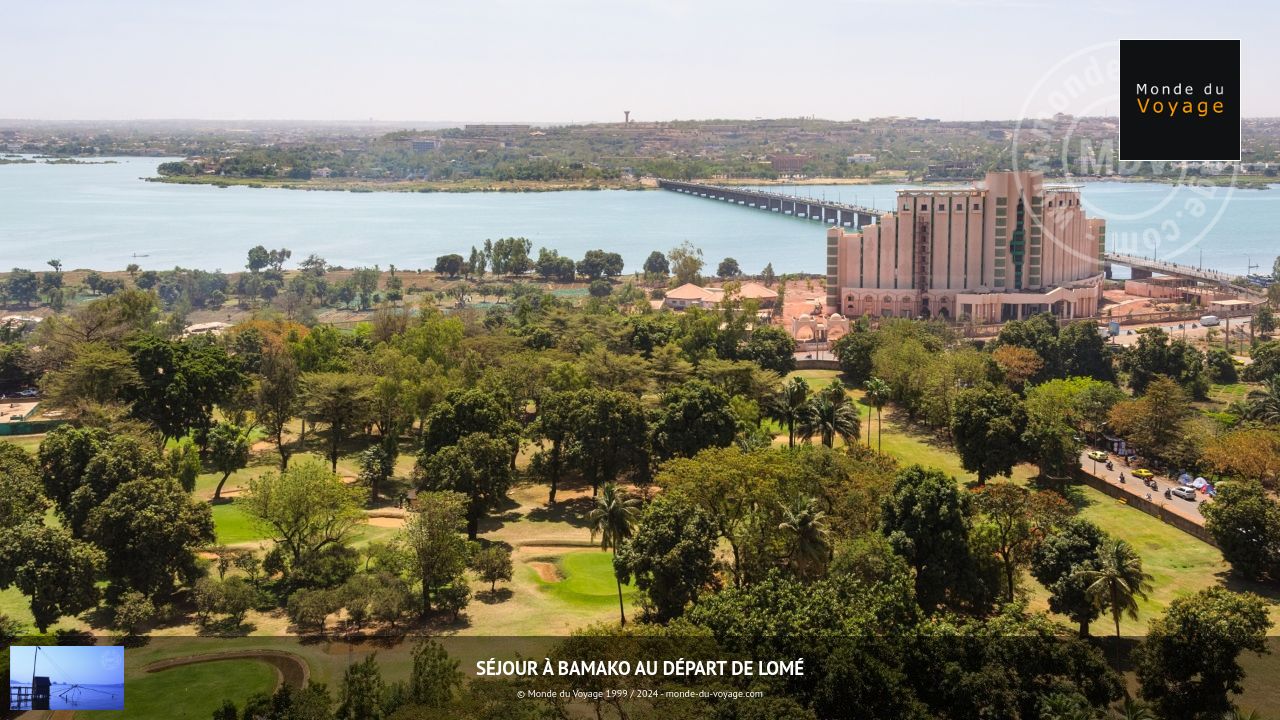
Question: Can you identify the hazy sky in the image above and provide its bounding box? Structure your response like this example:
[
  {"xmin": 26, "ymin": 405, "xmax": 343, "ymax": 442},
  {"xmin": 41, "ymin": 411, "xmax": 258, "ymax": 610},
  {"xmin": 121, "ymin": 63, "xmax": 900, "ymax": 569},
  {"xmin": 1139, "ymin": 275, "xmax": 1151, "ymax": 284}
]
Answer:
[
  {"xmin": 9, "ymin": 646, "xmax": 124, "ymax": 686},
  {"xmin": 3, "ymin": 0, "xmax": 1274, "ymax": 122}
]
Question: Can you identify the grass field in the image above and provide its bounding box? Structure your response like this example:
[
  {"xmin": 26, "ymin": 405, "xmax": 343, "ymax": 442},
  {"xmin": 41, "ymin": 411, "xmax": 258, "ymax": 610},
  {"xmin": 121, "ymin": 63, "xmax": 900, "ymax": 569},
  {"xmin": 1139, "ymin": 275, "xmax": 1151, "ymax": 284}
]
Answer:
[
  {"xmin": 85, "ymin": 659, "xmax": 278, "ymax": 720},
  {"xmin": 211, "ymin": 501, "xmax": 272, "ymax": 546},
  {"xmin": 528, "ymin": 550, "xmax": 637, "ymax": 608}
]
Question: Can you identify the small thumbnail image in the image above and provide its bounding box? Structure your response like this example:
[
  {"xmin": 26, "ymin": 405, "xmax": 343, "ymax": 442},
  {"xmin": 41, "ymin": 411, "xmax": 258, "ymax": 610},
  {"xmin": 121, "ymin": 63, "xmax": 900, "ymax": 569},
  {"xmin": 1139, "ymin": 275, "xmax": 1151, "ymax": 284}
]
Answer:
[{"xmin": 9, "ymin": 645, "xmax": 125, "ymax": 711}]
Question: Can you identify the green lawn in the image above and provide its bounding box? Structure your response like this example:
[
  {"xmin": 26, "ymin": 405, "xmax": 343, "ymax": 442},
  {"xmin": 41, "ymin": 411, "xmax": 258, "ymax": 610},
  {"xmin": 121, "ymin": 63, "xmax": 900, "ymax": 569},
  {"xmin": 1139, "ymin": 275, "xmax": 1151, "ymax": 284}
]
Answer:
[
  {"xmin": 211, "ymin": 501, "xmax": 272, "ymax": 546},
  {"xmin": 528, "ymin": 551, "xmax": 636, "ymax": 608},
  {"xmin": 1, "ymin": 433, "xmax": 45, "ymax": 453},
  {"xmin": 86, "ymin": 659, "xmax": 278, "ymax": 720}
]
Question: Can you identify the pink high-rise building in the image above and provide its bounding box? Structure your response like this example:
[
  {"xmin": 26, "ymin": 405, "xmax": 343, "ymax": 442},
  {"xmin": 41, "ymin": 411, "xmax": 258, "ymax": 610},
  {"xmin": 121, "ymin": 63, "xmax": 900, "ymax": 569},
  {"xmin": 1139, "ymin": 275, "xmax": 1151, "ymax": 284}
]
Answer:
[{"xmin": 826, "ymin": 171, "xmax": 1105, "ymax": 323}]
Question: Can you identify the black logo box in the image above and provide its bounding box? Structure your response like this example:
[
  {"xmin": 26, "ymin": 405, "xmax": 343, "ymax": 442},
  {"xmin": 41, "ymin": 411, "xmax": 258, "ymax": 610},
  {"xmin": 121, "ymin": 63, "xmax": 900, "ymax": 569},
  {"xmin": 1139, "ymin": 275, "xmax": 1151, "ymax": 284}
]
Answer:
[{"xmin": 1119, "ymin": 39, "xmax": 1240, "ymax": 162}]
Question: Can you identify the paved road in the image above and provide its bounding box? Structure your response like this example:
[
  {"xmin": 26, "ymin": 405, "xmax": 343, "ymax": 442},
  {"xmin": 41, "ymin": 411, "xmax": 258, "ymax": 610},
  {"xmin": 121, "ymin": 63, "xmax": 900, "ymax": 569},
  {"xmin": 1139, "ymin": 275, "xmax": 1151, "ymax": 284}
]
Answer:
[{"xmin": 1078, "ymin": 450, "xmax": 1209, "ymax": 527}]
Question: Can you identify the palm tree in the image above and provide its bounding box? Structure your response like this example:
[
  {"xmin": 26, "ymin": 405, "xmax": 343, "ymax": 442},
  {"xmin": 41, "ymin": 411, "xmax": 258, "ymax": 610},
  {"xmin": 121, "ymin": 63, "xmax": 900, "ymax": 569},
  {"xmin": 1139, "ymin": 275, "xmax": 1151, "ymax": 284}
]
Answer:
[
  {"xmin": 799, "ymin": 394, "xmax": 860, "ymax": 448},
  {"xmin": 767, "ymin": 376, "xmax": 812, "ymax": 448},
  {"xmin": 777, "ymin": 495, "xmax": 831, "ymax": 581},
  {"xmin": 1244, "ymin": 375, "xmax": 1280, "ymax": 424},
  {"xmin": 1115, "ymin": 696, "xmax": 1155, "ymax": 720},
  {"xmin": 864, "ymin": 377, "xmax": 891, "ymax": 453},
  {"xmin": 587, "ymin": 483, "xmax": 640, "ymax": 626},
  {"xmin": 1082, "ymin": 538, "xmax": 1153, "ymax": 667}
]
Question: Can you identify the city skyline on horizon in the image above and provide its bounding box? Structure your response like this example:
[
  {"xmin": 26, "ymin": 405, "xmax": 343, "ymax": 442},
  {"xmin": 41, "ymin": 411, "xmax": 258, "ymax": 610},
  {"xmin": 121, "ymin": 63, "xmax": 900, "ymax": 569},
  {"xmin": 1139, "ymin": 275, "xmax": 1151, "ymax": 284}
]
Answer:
[{"xmin": 3, "ymin": 0, "xmax": 1277, "ymax": 122}]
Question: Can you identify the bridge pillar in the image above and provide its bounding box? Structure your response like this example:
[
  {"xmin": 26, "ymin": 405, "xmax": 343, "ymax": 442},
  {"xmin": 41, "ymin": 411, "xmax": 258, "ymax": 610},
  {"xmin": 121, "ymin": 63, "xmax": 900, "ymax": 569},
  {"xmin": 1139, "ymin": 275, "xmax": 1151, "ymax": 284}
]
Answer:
[{"xmin": 1130, "ymin": 268, "xmax": 1153, "ymax": 280}]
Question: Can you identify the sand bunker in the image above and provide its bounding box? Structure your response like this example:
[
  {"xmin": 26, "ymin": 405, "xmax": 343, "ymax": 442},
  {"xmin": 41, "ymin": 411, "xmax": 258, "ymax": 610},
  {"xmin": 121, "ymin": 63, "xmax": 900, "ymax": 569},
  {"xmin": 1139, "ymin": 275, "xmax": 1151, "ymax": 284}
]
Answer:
[{"xmin": 527, "ymin": 561, "xmax": 562, "ymax": 583}]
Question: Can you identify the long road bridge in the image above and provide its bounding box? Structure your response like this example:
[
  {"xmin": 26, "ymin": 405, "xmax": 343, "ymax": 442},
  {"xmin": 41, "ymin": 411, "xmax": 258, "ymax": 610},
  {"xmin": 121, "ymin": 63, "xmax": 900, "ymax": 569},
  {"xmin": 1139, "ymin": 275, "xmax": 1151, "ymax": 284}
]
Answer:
[
  {"xmin": 1104, "ymin": 252, "xmax": 1245, "ymax": 286},
  {"xmin": 657, "ymin": 179, "xmax": 882, "ymax": 229}
]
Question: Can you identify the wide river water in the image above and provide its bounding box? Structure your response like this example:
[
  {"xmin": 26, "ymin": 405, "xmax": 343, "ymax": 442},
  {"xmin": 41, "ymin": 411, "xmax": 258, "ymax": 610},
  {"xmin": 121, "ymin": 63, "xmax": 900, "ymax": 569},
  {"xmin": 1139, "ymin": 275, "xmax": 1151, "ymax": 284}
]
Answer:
[{"xmin": 1, "ymin": 157, "xmax": 1276, "ymax": 276}]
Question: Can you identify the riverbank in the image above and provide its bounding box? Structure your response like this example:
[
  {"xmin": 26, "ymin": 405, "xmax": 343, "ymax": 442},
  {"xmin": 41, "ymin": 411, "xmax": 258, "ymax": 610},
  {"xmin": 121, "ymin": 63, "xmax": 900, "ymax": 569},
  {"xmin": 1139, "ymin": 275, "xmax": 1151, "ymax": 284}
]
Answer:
[{"xmin": 146, "ymin": 175, "xmax": 651, "ymax": 193}]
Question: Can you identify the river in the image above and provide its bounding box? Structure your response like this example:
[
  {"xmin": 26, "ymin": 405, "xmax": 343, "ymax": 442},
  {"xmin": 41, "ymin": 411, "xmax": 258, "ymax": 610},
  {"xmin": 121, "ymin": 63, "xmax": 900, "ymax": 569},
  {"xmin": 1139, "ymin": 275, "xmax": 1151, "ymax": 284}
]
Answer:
[{"xmin": 1, "ymin": 157, "xmax": 1275, "ymax": 277}]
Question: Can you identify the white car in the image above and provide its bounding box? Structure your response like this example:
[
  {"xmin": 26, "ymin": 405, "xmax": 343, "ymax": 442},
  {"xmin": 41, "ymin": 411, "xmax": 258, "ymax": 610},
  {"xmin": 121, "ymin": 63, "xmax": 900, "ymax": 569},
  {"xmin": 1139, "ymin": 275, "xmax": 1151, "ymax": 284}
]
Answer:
[{"xmin": 1171, "ymin": 486, "xmax": 1197, "ymax": 501}]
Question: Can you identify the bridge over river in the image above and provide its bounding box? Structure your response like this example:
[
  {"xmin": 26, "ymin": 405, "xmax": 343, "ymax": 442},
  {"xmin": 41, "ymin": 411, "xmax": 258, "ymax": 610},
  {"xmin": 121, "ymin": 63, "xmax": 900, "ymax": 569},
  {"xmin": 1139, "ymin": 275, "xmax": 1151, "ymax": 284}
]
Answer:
[
  {"xmin": 657, "ymin": 179, "xmax": 881, "ymax": 229},
  {"xmin": 1104, "ymin": 252, "xmax": 1246, "ymax": 286}
]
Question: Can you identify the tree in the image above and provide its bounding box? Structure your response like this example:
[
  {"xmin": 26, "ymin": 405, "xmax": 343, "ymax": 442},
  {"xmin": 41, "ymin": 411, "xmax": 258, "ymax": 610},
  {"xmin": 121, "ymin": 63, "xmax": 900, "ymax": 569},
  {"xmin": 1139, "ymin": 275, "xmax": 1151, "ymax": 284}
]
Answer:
[
  {"xmin": 234, "ymin": 682, "xmax": 332, "ymax": 720},
  {"xmin": 642, "ymin": 250, "xmax": 669, "ymax": 279},
  {"xmin": 614, "ymin": 495, "xmax": 717, "ymax": 621},
  {"xmin": 470, "ymin": 545, "xmax": 514, "ymax": 592},
  {"xmin": 358, "ymin": 443, "xmax": 395, "ymax": 507},
  {"xmin": 40, "ymin": 342, "xmax": 140, "ymax": 408},
  {"xmin": 530, "ymin": 390, "xmax": 579, "ymax": 504},
  {"xmin": 880, "ymin": 465, "xmax": 979, "ymax": 613},
  {"xmin": 994, "ymin": 312, "xmax": 1061, "ymax": 382},
  {"xmin": 420, "ymin": 388, "xmax": 517, "ymax": 458},
  {"xmin": 1081, "ymin": 538, "xmax": 1152, "ymax": 662},
  {"xmin": 86, "ymin": 477, "xmax": 214, "ymax": 599},
  {"xmin": 588, "ymin": 279, "xmax": 612, "ymax": 298},
  {"xmin": 0, "ymin": 523, "xmax": 104, "ymax": 632},
  {"xmin": 667, "ymin": 241, "xmax": 705, "ymax": 286},
  {"xmin": 256, "ymin": 341, "xmax": 300, "ymax": 469},
  {"xmin": 1202, "ymin": 428, "xmax": 1280, "ymax": 490},
  {"xmin": 247, "ymin": 245, "xmax": 271, "ymax": 273},
  {"xmin": 742, "ymin": 324, "xmax": 796, "ymax": 373},
  {"xmin": 1107, "ymin": 375, "xmax": 1194, "ymax": 467},
  {"xmin": 243, "ymin": 459, "xmax": 367, "ymax": 574},
  {"xmin": 434, "ymin": 254, "xmax": 465, "ymax": 278},
  {"xmin": 287, "ymin": 587, "xmax": 339, "ymax": 632},
  {"xmin": 1243, "ymin": 340, "xmax": 1280, "ymax": 381},
  {"xmin": 799, "ymin": 392, "xmax": 860, "ymax": 448},
  {"xmin": 766, "ymin": 376, "xmax": 812, "ymax": 448},
  {"xmin": 206, "ymin": 422, "xmax": 251, "ymax": 500},
  {"xmin": 652, "ymin": 380, "xmax": 737, "ymax": 459},
  {"xmin": 577, "ymin": 249, "xmax": 624, "ymax": 280},
  {"xmin": 435, "ymin": 582, "xmax": 470, "ymax": 621},
  {"xmin": 0, "ymin": 442, "xmax": 47, "ymax": 528},
  {"xmin": 864, "ymin": 377, "xmax": 891, "ymax": 452},
  {"xmin": 218, "ymin": 576, "xmax": 256, "ymax": 624},
  {"xmin": 300, "ymin": 372, "xmax": 373, "ymax": 471},
  {"xmin": 403, "ymin": 491, "xmax": 470, "ymax": 614},
  {"xmin": 124, "ymin": 335, "xmax": 247, "ymax": 446},
  {"xmin": 992, "ymin": 345, "xmax": 1044, "ymax": 391},
  {"xmin": 337, "ymin": 653, "xmax": 386, "ymax": 720},
  {"xmin": 1120, "ymin": 327, "xmax": 1208, "ymax": 398},
  {"xmin": 1136, "ymin": 588, "xmax": 1272, "ymax": 720},
  {"xmin": 974, "ymin": 483, "xmax": 1068, "ymax": 602},
  {"xmin": 717, "ymin": 257, "xmax": 741, "ymax": 278},
  {"xmin": 777, "ymin": 495, "xmax": 831, "ymax": 581},
  {"xmin": 410, "ymin": 639, "xmax": 464, "ymax": 708},
  {"xmin": 37, "ymin": 427, "xmax": 168, "ymax": 537},
  {"xmin": 833, "ymin": 328, "xmax": 879, "ymax": 384},
  {"xmin": 1059, "ymin": 319, "xmax": 1115, "ymax": 381},
  {"xmin": 1253, "ymin": 304, "xmax": 1276, "ymax": 335},
  {"xmin": 588, "ymin": 483, "xmax": 640, "ymax": 625},
  {"xmin": 1201, "ymin": 480, "xmax": 1280, "ymax": 582},
  {"xmin": 1243, "ymin": 375, "xmax": 1280, "ymax": 425},
  {"xmin": 1031, "ymin": 518, "xmax": 1107, "ymax": 637},
  {"xmin": 418, "ymin": 432, "xmax": 513, "ymax": 540},
  {"xmin": 950, "ymin": 384, "xmax": 1026, "ymax": 484},
  {"xmin": 761, "ymin": 262, "xmax": 777, "ymax": 287},
  {"xmin": 112, "ymin": 590, "xmax": 155, "ymax": 638},
  {"xmin": 1021, "ymin": 378, "xmax": 1106, "ymax": 481},
  {"xmin": 6, "ymin": 268, "xmax": 39, "ymax": 307}
]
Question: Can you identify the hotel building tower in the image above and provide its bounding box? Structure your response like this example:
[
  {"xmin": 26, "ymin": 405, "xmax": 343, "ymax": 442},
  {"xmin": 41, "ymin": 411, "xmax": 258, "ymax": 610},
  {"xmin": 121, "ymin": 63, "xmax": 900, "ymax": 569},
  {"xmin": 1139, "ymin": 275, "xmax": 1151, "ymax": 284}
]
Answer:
[{"xmin": 826, "ymin": 171, "xmax": 1105, "ymax": 323}]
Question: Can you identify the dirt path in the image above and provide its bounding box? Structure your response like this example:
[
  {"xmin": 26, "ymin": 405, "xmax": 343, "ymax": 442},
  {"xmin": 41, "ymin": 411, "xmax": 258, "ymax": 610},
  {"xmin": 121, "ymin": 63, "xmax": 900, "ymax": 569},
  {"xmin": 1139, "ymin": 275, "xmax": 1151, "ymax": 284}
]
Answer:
[{"xmin": 143, "ymin": 650, "xmax": 309, "ymax": 691}]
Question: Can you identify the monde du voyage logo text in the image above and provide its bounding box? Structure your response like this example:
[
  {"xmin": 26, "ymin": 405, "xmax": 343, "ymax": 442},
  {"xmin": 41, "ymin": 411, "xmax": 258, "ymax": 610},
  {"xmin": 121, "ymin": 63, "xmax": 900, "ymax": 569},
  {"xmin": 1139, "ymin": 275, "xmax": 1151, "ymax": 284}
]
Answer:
[{"xmin": 1119, "ymin": 39, "xmax": 1240, "ymax": 161}]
